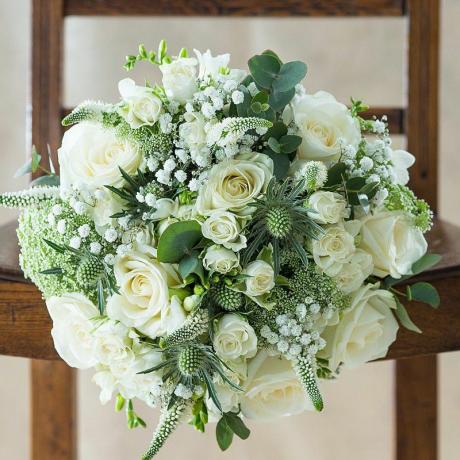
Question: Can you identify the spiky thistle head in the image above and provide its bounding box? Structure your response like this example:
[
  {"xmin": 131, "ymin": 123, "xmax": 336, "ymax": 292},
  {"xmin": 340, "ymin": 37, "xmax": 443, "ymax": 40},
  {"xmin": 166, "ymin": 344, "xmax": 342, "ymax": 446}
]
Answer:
[
  {"xmin": 76, "ymin": 256, "xmax": 105, "ymax": 287},
  {"xmin": 210, "ymin": 284, "xmax": 243, "ymax": 311},
  {"xmin": 177, "ymin": 345, "xmax": 206, "ymax": 377},
  {"xmin": 243, "ymin": 178, "xmax": 325, "ymax": 273}
]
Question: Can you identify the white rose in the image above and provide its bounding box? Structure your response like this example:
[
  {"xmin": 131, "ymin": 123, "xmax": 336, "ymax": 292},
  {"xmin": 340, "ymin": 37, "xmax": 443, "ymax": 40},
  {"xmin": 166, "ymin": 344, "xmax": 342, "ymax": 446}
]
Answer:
[
  {"xmin": 91, "ymin": 189, "xmax": 124, "ymax": 231},
  {"xmin": 388, "ymin": 148, "xmax": 415, "ymax": 185},
  {"xmin": 334, "ymin": 249, "xmax": 374, "ymax": 294},
  {"xmin": 241, "ymin": 350, "xmax": 313, "ymax": 421},
  {"xmin": 213, "ymin": 314, "xmax": 258, "ymax": 361},
  {"xmin": 292, "ymin": 91, "xmax": 361, "ymax": 162},
  {"xmin": 46, "ymin": 293, "xmax": 99, "ymax": 369},
  {"xmin": 159, "ymin": 57, "xmax": 198, "ymax": 104},
  {"xmin": 118, "ymin": 78, "xmax": 162, "ymax": 128},
  {"xmin": 203, "ymin": 245, "xmax": 239, "ymax": 274},
  {"xmin": 359, "ymin": 210, "xmax": 427, "ymax": 278},
  {"xmin": 107, "ymin": 249, "xmax": 183, "ymax": 338},
  {"xmin": 308, "ymin": 191, "xmax": 348, "ymax": 224},
  {"xmin": 243, "ymin": 260, "xmax": 275, "ymax": 297},
  {"xmin": 202, "ymin": 211, "xmax": 247, "ymax": 251},
  {"xmin": 196, "ymin": 152, "xmax": 273, "ymax": 216},
  {"xmin": 179, "ymin": 112, "xmax": 207, "ymax": 154},
  {"xmin": 321, "ymin": 284, "xmax": 399, "ymax": 370},
  {"xmin": 312, "ymin": 224, "xmax": 356, "ymax": 276},
  {"xmin": 194, "ymin": 49, "xmax": 230, "ymax": 79},
  {"xmin": 58, "ymin": 122, "xmax": 142, "ymax": 192}
]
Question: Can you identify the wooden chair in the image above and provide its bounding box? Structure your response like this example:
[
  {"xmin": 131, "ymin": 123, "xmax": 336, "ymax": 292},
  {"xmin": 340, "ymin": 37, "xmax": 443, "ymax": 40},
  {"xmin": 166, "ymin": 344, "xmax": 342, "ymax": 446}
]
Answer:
[{"xmin": 0, "ymin": 1, "xmax": 457, "ymax": 459}]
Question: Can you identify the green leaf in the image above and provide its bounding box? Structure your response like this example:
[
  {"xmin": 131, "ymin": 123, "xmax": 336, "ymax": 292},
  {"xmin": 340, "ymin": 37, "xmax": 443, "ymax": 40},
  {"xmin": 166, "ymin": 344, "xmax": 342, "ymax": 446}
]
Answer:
[
  {"xmin": 263, "ymin": 150, "xmax": 290, "ymax": 180},
  {"xmin": 216, "ymin": 418, "xmax": 234, "ymax": 451},
  {"xmin": 39, "ymin": 267, "xmax": 63, "ymax": 275},
  {"xmin": 358, "ymin": 193, "xmax": 370, "ymax": 213},
  {"xmin": 279, "ymin": 134, "xmax": 302, "ymax": 153},
  {"xmin": 250, "ymin": 101, "xmax": 262, "ymax": 113},
  {"xmin": 30, "ymin": 174, "xmax": 60, "ymax": 187},
  {"xmin": 264, "ymin": 121, "xmax": 288, "ymax": 140},
  {"xmin": 43, "ymin": 239, "xmax": 66, "ymax": 254},
  {"xmin": 261, "ymin": 49, "xmax": 282, "ymax": 64},
  {"xmin": 359, "ymin": 181, "xmax": 379, "ymax": 199},
  {"xmin": 248, "ymin": 54, "xmax": 281, "ymax": 89},
  {"xmin": 224, "ymin": 413, "xmax": 250, "ymax": 440},
  {"xmin": 407, "ymin": 282, "xmax": 440, "ymax": 308},
  {"xmin": 267, "ymin": 137, "xmax": 281, "ymax": 154},
  {"xmin": 97, "ymin": 279, "xmax": 105, "ymax": 315},
  {"xmin": 157, "ymin": 220, "xmax": 202, "ymax": 263},
  {"xmin": 272, "ymin": 61, "xmax": 307, "ymax": 93},
  {"xmin": 178, "ymin": 250, "xmax": 205, "ymax": 284},
  {"xmin": 324, "ymin": 162, "xmax": 347, "ymax": 188},
  {"xmin": 346, "ymin": 176, "xmax": 367, "ymax": 192},
  {"xmin": 411, "ymin": 253, "xmax": 442, "ymax": 275},
  {"xmin": 269, "ymin": 87, "xmax": 295, "ymax": 112},
  {"xmin": 14, "ymin": 159, "xmax": 33, "ymax": 178},
  {"xmin": 394, "ymin": 297, "xmax": 422, "ymax": 333}
]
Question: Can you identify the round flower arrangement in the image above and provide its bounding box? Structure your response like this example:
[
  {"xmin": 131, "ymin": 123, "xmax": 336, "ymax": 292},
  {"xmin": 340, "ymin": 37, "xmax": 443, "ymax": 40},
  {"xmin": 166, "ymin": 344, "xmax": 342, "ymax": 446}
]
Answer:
[{"xmin": 1, "ymin": 42, "xmax": 440, "ymax": 459}]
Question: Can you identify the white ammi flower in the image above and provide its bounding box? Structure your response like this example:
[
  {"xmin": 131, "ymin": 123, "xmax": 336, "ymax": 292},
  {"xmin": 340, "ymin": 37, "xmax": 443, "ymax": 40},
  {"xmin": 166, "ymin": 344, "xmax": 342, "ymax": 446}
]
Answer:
[
  {"xmin": 240, "ymin": 350, "xmax": 313, "ymax": 421},
  {"xmin": 359, "ymin": 210, "xmax": 427, "ymax": 279},
  {"xmin": 202, "ymin": 211, "xmax": 247, "ymax": 251},
  {"xmin": 118, "ymin": 78, "xmax": 162, "ymax": 128},
  {"xmin": 292, "ymin": 90, "xmax": 361, "ymax": 162},
  {"xmin": 159, "ymin": 57, "xmax": 198, "ymax": 104},
  {"xmin": 46, "ymin": 293, "xmax": 99, "ymax": 369},
  {"xmin": 58, "ymin": 122, "xmax": 142, "ymax": 193},
  {"xmin": 196, "ymin": 152, "xmax": 273, "ymax": 216},
  {"xmin": 321, "ymin": 284, "xmax": 399, "ymax": 371},
  {"xmin": 213, "ymin": 313, "xmax": 258, "ymax": 361}
]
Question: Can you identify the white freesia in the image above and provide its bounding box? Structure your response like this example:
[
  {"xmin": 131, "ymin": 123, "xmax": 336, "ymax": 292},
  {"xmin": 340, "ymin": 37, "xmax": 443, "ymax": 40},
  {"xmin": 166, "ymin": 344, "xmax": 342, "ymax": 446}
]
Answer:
[
  {"xmin": 196, "ymin": 152, "xmax": 273, "ymax": 216},
  {"xmin": 312, "ymin": 224, "xmax": 356, "ymax": 276},
  {"xmin": 243, "ymin": 260, "xmax": 275, "ymax": 297},
  {"xmin": 159, "ymin": 57, "xmax": 198, "ymax": 104},
  {"xmin": 308, "ymin": 191, "xmax": 348, "ymax": 224},
  {"xmin": 388, "ymin": 148, "xmax": 415, "ymax": 185},
  {"xmin": 359, "ymin": 210, "xmax": 427, "ymax": 278},
  {"xmin": 203, "ymin": 245, "xmax": 239, "ymax": 274},
  {"xmin": 202, "ymin": 211, "xmax": 247, "ymax": 251},
  {"xmin": 321, "ymin": 284, "xmax": 399, "ymax": 370},
  {"xmin": 58, "ymin": 122, "xmax": 142, "ymax": 193},
  {"xmin": 334, "ymin": 249, "xmax": 374, "ymax": 294},
  {"xmin": 213, "ymin": 313, "xmax": 258, "ymax": 361},
  {"xmin": 194, "ymin": 49, "xmax": 230, "ymax": 79},
  {"xmin": 179, "ymin": 112, "xmax": 207, "ymax": 154},
  {"xmin": 241, "ymin": 351, "xmax": 313, "ymax": 421},
  {"xmin": 291, "ymin": 91, "xmax": 361, "ymax": 162},
  {"xmin": 46, "ymin": 293, "xmax": 99, "ymax": 369},
  {"xmin": 107, "ymin": 249, "xmax": 184, "ymax": 338},
  {"xmin": 118, "ymin": 78, "xmax": 162, "ymax": 128}
]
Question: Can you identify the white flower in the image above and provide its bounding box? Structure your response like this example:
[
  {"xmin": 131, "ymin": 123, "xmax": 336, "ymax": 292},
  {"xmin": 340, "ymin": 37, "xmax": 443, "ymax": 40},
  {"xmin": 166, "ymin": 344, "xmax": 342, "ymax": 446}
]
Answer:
[
  {"xmin": 308, "ymin": 191, "xmax": 348, "ymax": 224},
  {"xmin": 321, "ymin": 284, "xmax": 399, "ymax": 370},
  {"xmin": 91, "ymin": 191, "xmax": 124, "ymax": 230},
  {"xmin": 196, "ymin": 152, "xmax": 273, "ymax": 216},
  {"xmin": 78, "ymin": 224, "xmax": 91, "ymax": 238},
  {"xmin": 159, "ymin": 57, "xmax": 198, "ymax": 104},
  {"xmin": 106, "ymin": 249, "xmax": 183, "ymax": 338},
  {"xmin": 46, "ymin": 293, "xmax": 99, "ymax": 369},
  {"xmin": 388, "ymin": 149, "xmax": 415, "ymax": 185},
  {"xmin": 202, "ymin": 211, "xmax": 247, "ymax": 251},
  {"xmin": 118, "ymin": 78, "xmax": 162, "ymax": 129},
  {"xmin": 58, "ymin": 122, "xmax": 142, "ymax": 193},
  {"xmin": 179, "ymin": 112, "xmax": 207, "ymax": 154},
  {"xmin": 243, "ymin": 260, "xmax": 275, "ymax": 297},
  {"xmin": 359, "ymin": 210, "xmax": 427, "ymax": 278},
  {"xmin": 240, "ymin": 350, "xmax": 313, "ymax": 421},
  {"xmin": 291, "ymin": 91, "xmax": 361, "ymax": 162},
  {"xmin": 231, "ymin": 90, "xmax": 244, "ymax": 104},
  {"xmin": 57, "ymin": 219, "xmax": 66, "ymax": 234},
  {"xmin": 69, "ymin": 236, "xmax": 81, "ymax": 249},
  {"xmin": 90, "ymin": 242, "xmax": 102, "ymax": 254},
  {"xmin": 213, "ymin": 313, "xmax": 257, "ymax": 361},
  {"xmin": 203, "ymin": 245, "xmax": 239, "ymax": 274},
  {"xmin": 312, "ymin": 224, "xmax": 356, "ymax": 276},
  {"xmin": 104, "ymin": 227, "xmax": 118, "ymax": 243},
  {"xmin": 334, "ymin": 249, "xmax": 374, "ymax": 294},
  {"xmin": 194, "ymin": 49, "xmax": 230, "ymax": 80}
]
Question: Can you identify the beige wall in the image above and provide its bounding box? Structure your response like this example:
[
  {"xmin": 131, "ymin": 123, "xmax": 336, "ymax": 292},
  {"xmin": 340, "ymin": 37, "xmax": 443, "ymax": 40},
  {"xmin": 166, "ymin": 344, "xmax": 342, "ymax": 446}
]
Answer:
[{"xmin": 0, "ymin": 1, "xmax": 459, "ymax": 459}]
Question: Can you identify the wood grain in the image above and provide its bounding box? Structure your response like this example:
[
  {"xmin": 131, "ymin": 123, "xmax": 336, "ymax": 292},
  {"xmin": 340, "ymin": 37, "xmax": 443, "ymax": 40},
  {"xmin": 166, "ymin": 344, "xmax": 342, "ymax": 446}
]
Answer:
[
  {"xmin": 396, "ymin": 356, "xmax": 438, "ymax": 460},
  {"xmin": 31, "ymin": 360, "xmax": 77, "ymax": 460},
  {"xmin": 64, "ymin": 0, "xmax": 406, "ymax": 17},
  {"xmin": 406, "ymin": 0, "xmax": 440, "ymax": 210}
]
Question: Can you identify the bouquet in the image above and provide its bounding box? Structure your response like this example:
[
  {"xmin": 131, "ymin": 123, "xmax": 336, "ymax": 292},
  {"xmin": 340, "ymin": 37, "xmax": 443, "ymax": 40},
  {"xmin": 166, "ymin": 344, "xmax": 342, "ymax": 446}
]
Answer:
[{"xmin": 1, "ymin": 41, "xmax": 441, "ymax": 459}]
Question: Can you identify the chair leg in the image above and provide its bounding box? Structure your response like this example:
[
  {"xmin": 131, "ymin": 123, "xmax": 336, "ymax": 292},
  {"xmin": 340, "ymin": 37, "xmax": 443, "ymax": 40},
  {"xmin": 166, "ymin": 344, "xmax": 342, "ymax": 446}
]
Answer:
[
  {"xmin": 31, "ymin": 360, "xmax": 77, "ymax": 460},
  {"xmin": 395, "ymin": 355, "xmax": 438, "ymax": 460}
]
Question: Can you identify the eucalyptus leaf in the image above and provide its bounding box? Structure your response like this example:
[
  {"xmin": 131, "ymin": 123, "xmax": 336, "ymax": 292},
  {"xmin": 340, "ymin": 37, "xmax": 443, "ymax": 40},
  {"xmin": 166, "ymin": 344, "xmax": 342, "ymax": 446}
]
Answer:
[
  {"xmin": 358, "ymin": 193, "xmax": 370, "ymax": 213},
  {"xmin": 324, "ymin": 162, "xmax": 346, "ymax": 188},
  {"xmin": 30, "ymin": 174, "xmax": 60, "ymax": 187},
  {"xmin": 407, "ymin": 282, "xmax": 440, "ymax": 308},
  {"xmin": 272, "ymin": 61, "xmax": 307, "ymax": 92},
  {"xmin": 178, "ymin": 251, "xmax": 205, "ymax": 284},
  {"xmin": 267, "ymin": 137, "xmax": 281, "ymax": 153},
  {"xmin": 14, "ymin": 159, "xmax": 33, "ymax": 178},
  {"xmin": 224, "ymin": 413, "xmax": 250, "ymax": 440},
  {"xmin": 263, "ymin": 150, "xmax": 290, "ymax": 180},
  {"xmin": 248, "ymin": 54, "xmax": 280, "ymax": 89},
  {"xmin": 216, "ymin": 418, "xmax": 234, "ymax": 451},
  {"xmin": 157, "ymin": 220, "xmax": 202, "ymax": 263},
  {"xmin": 411, "ymin": 253, "xmax": 442, "ymax": 275},
  {"xmin": 394, "ymin": 297, "xmax": 422, "ymax": 333},
  {"xmin": 279, "ymin": 134, "xmax": 302, "ymax": 153},
  {"xmin": 264, "ymin": 121, "xmax": 288, "ymax": 140},
  {"xmin": 261, "ymin": 49, "xmax": 282, "ymax": 64},
  {"xmin": 269, "ymin": 87, "xmax": 295, "ymax": 112}
]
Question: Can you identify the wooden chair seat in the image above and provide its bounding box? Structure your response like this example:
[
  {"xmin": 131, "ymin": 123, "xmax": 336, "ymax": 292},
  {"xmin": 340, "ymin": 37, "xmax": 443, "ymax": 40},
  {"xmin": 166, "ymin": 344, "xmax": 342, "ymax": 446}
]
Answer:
[{"xmin": 0, "ymin": 217, "xmax": 459, "ymax": 361}]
